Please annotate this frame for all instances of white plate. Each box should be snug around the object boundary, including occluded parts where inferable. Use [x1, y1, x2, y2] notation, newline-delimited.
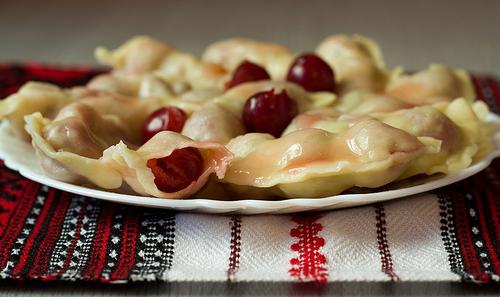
[1, 114, 499, 214]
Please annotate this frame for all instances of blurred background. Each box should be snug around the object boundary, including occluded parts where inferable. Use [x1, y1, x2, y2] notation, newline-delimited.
[0, 0, 499, 75]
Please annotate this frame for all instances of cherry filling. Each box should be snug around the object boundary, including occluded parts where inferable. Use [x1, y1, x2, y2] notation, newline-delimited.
[242, 89, 298, 137]
[146, 147, 204, 193]
[142, 107, 187, 144]
[286, 53, 336, 92]
[225, 60, 271, 89]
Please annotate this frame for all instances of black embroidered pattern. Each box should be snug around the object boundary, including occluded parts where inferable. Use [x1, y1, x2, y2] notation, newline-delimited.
[437, 193, 472, 281]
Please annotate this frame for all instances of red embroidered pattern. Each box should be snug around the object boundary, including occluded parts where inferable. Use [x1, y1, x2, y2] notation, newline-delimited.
[111, 212, 140, 280]
[10, 189, 58, 277]
[0, 182, 39, 270]
[54, 199, 90, 278]
[81, 204, 114, 280]
[28, 192, 72, 279]
[289, 215, 328, 282]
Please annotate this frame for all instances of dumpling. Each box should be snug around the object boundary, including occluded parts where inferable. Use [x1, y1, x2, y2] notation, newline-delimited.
[102, 131, 233, 199]
[336, 91, 412, 114]
[223, 120, 425, 198]
[24, 108, 127, 189]
[88, 73, 223, 115]
[45, 103, 132, 158]
[87, 73, 164, 98]
[386, 64, 475, 105]
[315, 35, 389, 94]
[282, 109, 344, 136]
[427, 98, 493, 172]
[0, 82, 73, 140]
[372, 98, 491, 177]
[25, 107, 233, 199]
[68, 88, 164, 144]
[95, 36, 227, 92]
[0, 80, 167, 144]
[155, 51, 227, 91]
[181, 103, 245, 143]
[202, 38, 294, 81]
[283, 98, 491, 179]
[95, 35, 174, 74]
[376, 105, 463, 177]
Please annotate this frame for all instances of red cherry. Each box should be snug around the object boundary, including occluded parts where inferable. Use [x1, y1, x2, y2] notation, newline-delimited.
[225, 60, 271, 89]
[147, 147, 204, 193]
[142, 107, 187, 144]
[286, 53, 336, 92]
[242, 89, 298, 137]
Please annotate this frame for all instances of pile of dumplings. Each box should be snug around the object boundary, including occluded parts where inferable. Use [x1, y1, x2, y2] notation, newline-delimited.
[0, 35, 494, 199]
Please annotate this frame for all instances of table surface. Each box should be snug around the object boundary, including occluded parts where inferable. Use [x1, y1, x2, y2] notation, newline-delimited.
[1, 0, 499, 76]
[0, 281, 499, 297]
[1, 0, 499, 296]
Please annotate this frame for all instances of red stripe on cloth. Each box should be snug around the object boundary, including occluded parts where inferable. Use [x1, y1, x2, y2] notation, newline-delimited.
[467, 171, 500, 276]
[474, 189, 500, 276]
[0, 181, 39, 270]
[487, 77, 500, 110]
[81, 203, 115, 280]
[27, 191, 72, 279]
[470, 76, 487, 106]
[450, 187, 491, 282]
[485, 188, 500, 273]
[374, 205, 400, 281]
[0, 167, 28, 232]
[461, 178, 493, 278]
[9, 189, 57, 277]
[0, 63, 106, 98]
[470, 75, 483, 97]
[471, 75, 499, 112]
[289, 215, 328, 283]
[48, 199, 90, 279]
[227, 215, 242, 282]
[484, 164, 500, 246]
[110, 211, 140, 281]
[23, 63, 105, 82]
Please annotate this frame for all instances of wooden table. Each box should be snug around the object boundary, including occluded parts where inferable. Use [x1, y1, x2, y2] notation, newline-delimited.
[0, 0, 499, 296]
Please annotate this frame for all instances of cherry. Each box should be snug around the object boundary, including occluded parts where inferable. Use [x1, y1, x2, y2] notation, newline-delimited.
[225, 60, 271, 89]
[147, 147, 204, 193]
[286, 53, 335, 92]
[242, 89, 298, 137]
[142, 107, 187, 143]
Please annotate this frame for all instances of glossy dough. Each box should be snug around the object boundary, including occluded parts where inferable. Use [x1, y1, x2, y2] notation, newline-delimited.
[102, 132, 232, 198]
[24, 110, 125, 188]
[387, 64, 475, 105]
[284, 98, 489, 179]
[182, 103, 245, 143]
[223, 120, 425, 198]
[0, 82, 73, 140]
[95, 36, 228, 94]
[316, 35, 389, 94]
[336, 91, 412, 114]
[25, 109, 232, 198]
[202, 38, 294, 81]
